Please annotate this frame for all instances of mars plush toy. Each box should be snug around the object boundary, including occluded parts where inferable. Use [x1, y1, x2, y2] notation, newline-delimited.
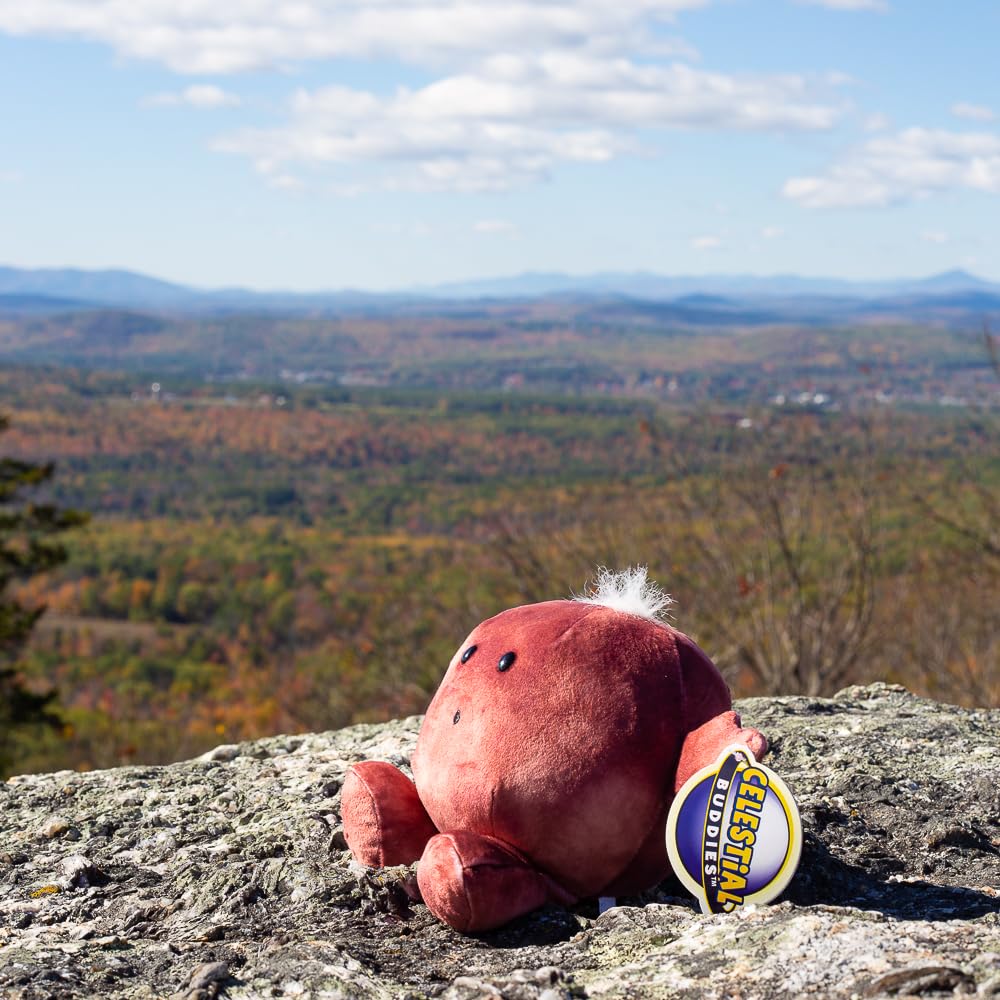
[342, 567, 767, 933]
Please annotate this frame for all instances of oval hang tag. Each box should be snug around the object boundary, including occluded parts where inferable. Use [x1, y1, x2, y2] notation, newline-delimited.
[666, 744, 802, 914]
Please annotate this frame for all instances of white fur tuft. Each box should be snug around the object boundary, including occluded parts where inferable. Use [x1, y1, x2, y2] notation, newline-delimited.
[572, 566, 674, 623]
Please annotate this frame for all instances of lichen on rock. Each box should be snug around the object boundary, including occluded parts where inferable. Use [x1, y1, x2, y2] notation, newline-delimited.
[1, 685, 997, 999]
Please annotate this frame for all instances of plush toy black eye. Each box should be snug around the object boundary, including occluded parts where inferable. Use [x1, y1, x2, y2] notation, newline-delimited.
[461, 645, 477, 664]
[497, 652, 516, 672]
[453, 710, 461, 725]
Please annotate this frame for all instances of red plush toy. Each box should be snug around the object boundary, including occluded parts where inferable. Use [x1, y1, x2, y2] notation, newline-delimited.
[342, 568, 767, 933]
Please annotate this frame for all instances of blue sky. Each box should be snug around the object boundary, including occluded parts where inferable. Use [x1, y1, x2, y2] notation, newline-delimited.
[1, 0, 997, 290]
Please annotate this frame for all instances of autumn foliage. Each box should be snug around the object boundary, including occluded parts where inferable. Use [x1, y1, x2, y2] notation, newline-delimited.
[1, 359, 997, 776]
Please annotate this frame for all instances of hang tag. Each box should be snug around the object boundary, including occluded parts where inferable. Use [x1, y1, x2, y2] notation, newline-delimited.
[666, 744, 802, 914]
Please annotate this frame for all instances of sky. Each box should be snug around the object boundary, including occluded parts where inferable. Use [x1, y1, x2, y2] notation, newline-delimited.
[1, 0, 998, 291]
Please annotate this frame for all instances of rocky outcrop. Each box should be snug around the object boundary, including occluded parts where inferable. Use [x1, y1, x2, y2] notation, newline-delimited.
[1, 683, 997, 999]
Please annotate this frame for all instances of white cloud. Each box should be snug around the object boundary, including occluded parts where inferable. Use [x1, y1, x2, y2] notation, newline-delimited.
[0, 1, 851, 196]
[783, 128, 1000, 208]
[643, 35, 702, 62]
[147, 84, 241, 108]
[218, 103, 620, 194]
[692, 235, 722, 250]
[952, 102, 996, 123]
[215, 57, 842, 192]
[371, 221, 434, 237]
[761, 225, 784, 239]
[795, 0, 888, 10]
[474, 219, 518, 235]
[863, 113, 890, 132]
[920, 230, 950, 244]
[267, 173, 304, 191]
[0, 0, 710, 74]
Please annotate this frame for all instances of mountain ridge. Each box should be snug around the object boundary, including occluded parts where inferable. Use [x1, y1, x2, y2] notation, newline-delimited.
[1, 263, 997, 312]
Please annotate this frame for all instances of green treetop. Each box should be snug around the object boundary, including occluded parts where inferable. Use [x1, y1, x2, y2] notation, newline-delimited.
[1, 414, 88, 775]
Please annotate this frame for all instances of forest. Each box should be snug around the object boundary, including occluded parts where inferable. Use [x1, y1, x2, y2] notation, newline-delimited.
[0, 310, 997, 777]
[0, 297, 996, 407]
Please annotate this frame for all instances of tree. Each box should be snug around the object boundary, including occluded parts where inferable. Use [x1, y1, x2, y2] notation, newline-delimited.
[902, 325, 1000, 706]
[1, 415, 88, 775]
[487, 412, 885, 698]
[911, 325, 1000, 563]
[657, 418, 881, 696]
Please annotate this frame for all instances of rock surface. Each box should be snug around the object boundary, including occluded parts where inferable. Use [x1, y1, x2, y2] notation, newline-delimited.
[1, 683, 997, 999]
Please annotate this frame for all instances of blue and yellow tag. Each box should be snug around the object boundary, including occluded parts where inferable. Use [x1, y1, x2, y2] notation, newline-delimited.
[666, 744, 802, 914]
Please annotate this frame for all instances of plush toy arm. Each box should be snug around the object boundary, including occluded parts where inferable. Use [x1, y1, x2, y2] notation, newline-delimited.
[342, 761, 438, 867]
[674, 711, 768, 794]
[418, 831, 574, 934]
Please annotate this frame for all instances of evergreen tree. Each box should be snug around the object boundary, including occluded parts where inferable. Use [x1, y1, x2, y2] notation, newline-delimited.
[1, 415, 87, 775]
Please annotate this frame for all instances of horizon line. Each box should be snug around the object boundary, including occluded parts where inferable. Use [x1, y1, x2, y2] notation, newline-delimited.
[1, 261, 996, 299]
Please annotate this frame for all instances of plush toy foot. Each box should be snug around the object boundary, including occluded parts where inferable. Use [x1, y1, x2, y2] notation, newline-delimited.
[674, 710, 768, 793]
[418, 831, 564, 933]
[342, 761, 438, 867]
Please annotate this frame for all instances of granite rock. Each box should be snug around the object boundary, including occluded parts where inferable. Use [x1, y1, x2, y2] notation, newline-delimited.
[1, 684, 997, 999]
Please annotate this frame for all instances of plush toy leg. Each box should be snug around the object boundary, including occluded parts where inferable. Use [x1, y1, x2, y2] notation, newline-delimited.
[418, 831, 567, 933]
[674, 711, 768, 794]
[341, 761, 438, 867]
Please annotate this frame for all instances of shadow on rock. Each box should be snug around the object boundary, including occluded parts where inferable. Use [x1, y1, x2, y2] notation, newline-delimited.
[475, 905, 589, 949]
[783, 832, 998, 920]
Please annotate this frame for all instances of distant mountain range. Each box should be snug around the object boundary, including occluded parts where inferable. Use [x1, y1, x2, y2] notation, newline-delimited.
[420, 268, 1000, 301]
[0, 266, 399, 313]
[1, 264, 999, 315]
